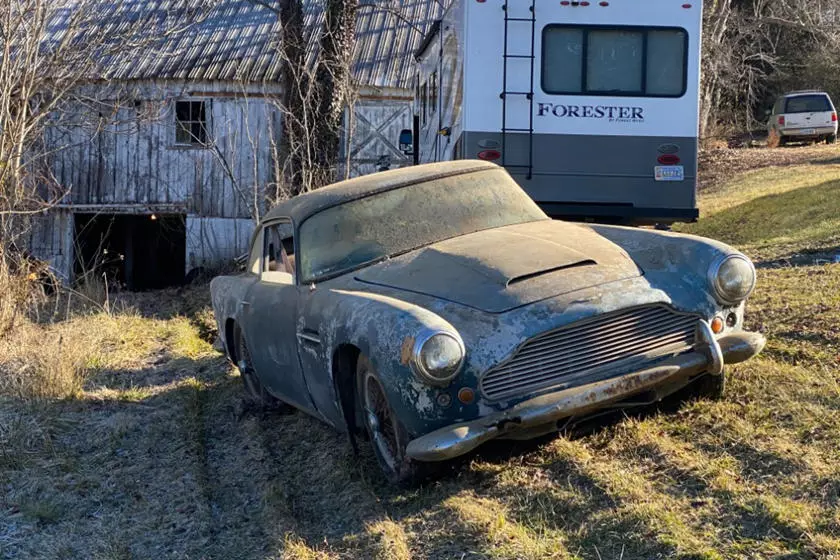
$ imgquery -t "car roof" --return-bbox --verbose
[782,90,831,98]
[262,160,501,225]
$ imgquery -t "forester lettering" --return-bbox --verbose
[537,102,645,123]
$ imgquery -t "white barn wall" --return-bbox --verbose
[37,81,282,281]
[49,81,282,219]
[186,217,254,274]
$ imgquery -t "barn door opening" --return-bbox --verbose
[74,213,186,291]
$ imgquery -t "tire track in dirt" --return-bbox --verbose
[188,371,294,559]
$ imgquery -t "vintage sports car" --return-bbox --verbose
[210,161,766,484]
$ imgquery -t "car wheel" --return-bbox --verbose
[827,134,837,144]
[235,328,292,412]
[357,354,434,486]
[687,371,726,401]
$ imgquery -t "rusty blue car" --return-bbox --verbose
[210,161,765,484]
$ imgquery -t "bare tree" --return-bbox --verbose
[0,0,215,333]
[257,0,359,200]
[701,0,840,140]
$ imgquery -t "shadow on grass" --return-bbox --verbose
[756,245,840,269]
[624,439,809,544]
[690,179,840,251]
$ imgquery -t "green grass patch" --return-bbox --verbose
[678,165,840,261]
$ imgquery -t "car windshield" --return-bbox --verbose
[785,95,832,113]
[298,168,547,282]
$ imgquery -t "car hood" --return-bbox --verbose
[354,220,643,313]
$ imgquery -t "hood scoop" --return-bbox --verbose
[507,260,597,286]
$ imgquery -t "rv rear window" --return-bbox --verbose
[542,25,687,98]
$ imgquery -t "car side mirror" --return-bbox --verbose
[260,270,294,285]
[398,129,414,155]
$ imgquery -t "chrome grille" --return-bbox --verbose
[480,305,699,401]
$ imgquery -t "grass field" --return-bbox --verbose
[3,152,840,559]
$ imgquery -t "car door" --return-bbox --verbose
[241,220,317,413]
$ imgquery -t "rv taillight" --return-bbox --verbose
[478,150,501,161]
[833,112,838,122]
[778,116,785,126]
[657,154,681,165]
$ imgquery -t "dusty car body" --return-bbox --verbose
[210,161,765,483]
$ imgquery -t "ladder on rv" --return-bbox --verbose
[501,0,536,180]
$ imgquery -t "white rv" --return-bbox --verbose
[409,0,704,224]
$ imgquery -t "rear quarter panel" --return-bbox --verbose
[210,273,256,360]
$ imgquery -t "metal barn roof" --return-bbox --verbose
[353,0,445,89]
[47,0,445,88]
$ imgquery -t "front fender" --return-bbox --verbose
[315,289,459,437]
[590,225,745,317]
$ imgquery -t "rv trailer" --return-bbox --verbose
[409,0,703,225]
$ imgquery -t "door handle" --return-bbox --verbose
[238,300,251,312]
[297,330,322,346]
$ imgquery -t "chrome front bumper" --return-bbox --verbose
[406,325,766,462]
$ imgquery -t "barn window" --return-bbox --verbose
[175,100,208,146]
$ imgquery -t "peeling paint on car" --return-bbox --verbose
[400,336,415,366]
[210,161,765,462]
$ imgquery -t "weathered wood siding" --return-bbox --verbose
[47,83,282,221]
[27,210,74,283]
[186,216,254,272]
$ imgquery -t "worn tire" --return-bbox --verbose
[356,354,436,486]
[688,371,726,401]
[827,134,837,145]
[234,328,292,412]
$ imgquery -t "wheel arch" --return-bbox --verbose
[332,343,362,437]
[224,318,239,364]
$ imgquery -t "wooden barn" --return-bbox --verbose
[28,0,442,289]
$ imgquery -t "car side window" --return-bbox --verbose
[263,222,295,284]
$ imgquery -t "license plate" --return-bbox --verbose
[655,166,684,182]
[799,128,816,135]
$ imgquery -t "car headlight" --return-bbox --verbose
[709,254,756,305]
[411,330,465,385]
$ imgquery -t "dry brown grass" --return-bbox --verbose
[0,321,91,399]
[0,260,44,337]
